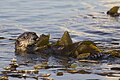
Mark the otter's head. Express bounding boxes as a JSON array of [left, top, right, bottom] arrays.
[[15, 32, 38, 53]]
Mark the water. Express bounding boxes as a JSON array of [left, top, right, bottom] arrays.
[[0, 0, 120, 80]]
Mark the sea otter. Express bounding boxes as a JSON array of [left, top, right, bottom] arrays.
[[15, 32, 38, 53], [15, 31, 109, 59]]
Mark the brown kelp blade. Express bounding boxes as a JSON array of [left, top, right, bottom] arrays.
[[107, 6, 120, 16], [105, 50, 120, 58], [56, 31, 73, 46], [76, 41, 101, 53], [108, 6, 119, 13], [61, 42, 81, 56], [35, 34, 50, 47]]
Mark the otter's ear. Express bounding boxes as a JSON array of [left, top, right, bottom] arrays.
[[107, 6, 119, 14], [56, 31, 73, 46]]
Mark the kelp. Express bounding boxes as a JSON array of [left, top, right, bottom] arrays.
[[34, 34, 50, 52], [56, 31, 73, 46], [107, 6, 120, 17], [56, 72, 63, 76], [75, 41, 101, 54], [60, 42, 81, 56], [77, 53, 90, 59], [34, 33, 103, 59], [0, 58, 53, 80], [105, 50, 120, 58], [35, 34, 50, 47], [0, 76, 8, 80], [15, 31, 120, 59], [73, 41, 102, 59]]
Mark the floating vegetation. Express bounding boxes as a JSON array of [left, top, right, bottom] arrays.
[[0, 58, 52, 80], [107, 6, 120, 17], [0, 76, 8, 80], [79, 60, 99, 64], [67, 69, 78, 74], [95, 72, 120, 77], [34, 62, 48, 69], [56, 72, 63, 76], [105, 50, 120, 58], [41, 77, 54, 80], [67, 69, 91, 74], [15, 31, 120, 60], [2, 31, 120, 80]]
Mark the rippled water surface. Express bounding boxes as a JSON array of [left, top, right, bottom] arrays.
[[0, 0, 120, 80]]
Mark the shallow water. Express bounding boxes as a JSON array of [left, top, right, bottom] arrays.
[[0, 0, 120, 80]]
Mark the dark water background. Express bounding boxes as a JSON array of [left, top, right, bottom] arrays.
[[0, 0, 120, 80]]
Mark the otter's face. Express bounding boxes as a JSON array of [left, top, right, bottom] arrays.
[[15, 32, 38, 52]]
